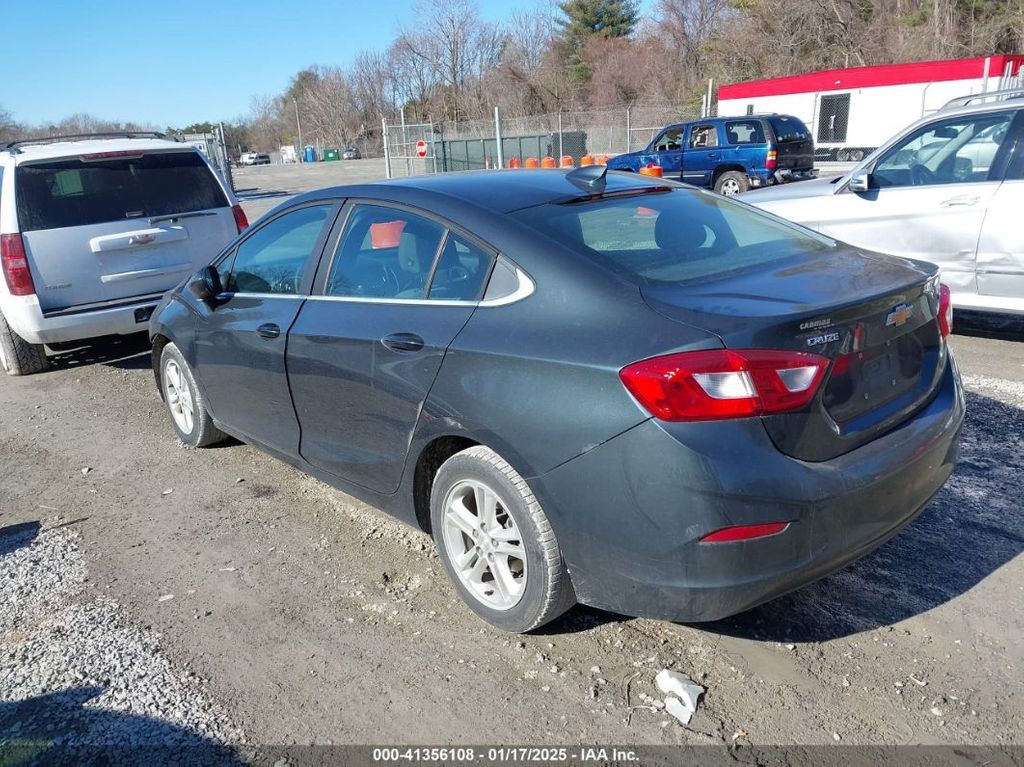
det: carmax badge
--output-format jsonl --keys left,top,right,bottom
{"left": 886, "top": 303, "right": 914, "bottom": 328}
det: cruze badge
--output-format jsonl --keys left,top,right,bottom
{"left": 886, "top": 303, "right": 914, "bottom": 328}
{"left": 806, "top": 331, "right": 841, "bottom": 346}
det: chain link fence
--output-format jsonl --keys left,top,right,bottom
{"left": 383, "top": 104, "right": 698, "bottom": 178}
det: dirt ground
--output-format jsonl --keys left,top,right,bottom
{"left": 0, "top": 324, "right": 1021, "bottom": 750}
{"left": 1, "top": 162, "right": 1022, "bottom": 752}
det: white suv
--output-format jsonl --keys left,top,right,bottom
{"left": 0, "top": 133, "right": 248, "bottom": 374}
{"left": 743, "top": 89, "right": 1024, "bottom": 316}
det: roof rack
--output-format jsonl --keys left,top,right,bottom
{"left": 940, "top": 87, "right": 1024, "bottom": 111}
{"left": 1, "top": 131, "right": 173, "bottom": 152}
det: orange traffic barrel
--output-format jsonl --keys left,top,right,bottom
{"left": 525, "top": 157, "right": 540, "bottom": 168}
{"left": 580, "top": 154, "right": 595, "bottom": 166}
{"left": 508, "top": 157, "right": 522, "bottom": 169}
{"left": 541, "top": 156, "right": 556, "bottom": 168}
{"left": 560, "top": 155, "right": 575, "bottom": 168}
{"left": 639, "top": 164, "right": 663, "bottom": 177}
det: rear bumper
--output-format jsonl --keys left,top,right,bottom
{"left": 1, "top": 294, "right": 159, "bottom": 345}
{"left": 774, "top": 168, "right": 818, "bottom": 183}
{"left": 530, "top": 357, "right": 964, "bottom": 622}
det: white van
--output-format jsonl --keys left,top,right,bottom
{"left": 0, "top": 133, "right": 248, "bottom": 374}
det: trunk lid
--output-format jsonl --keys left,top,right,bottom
{"left": 641, "top": 247, "right": 947, "bottom": 461}
{"left": 16, "top": 149, "right": 236, "bottom": 312}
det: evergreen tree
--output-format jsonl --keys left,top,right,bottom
{"left": 557, "top": 0, "right": 640, "bottom": 85}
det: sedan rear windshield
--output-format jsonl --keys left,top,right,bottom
{"left": 16, "top": 151, "right": 229, "bottom": 231}
{"left": 512, "top": 188, "right": 834, "bottom": 286}
{"left": 768, "top": 116, "right": 811, "bottom": 142}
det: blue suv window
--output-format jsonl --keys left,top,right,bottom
{"left": 725, "top": 121, "right": 766, "bottom": 145}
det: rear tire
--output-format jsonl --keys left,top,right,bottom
{"left": 159, "top": 342, "right": 226, "bottom": 447}
{"left": 714, "top": 171, "right": 750, "bottom": 196}
{"left": 0, "top": 311, "right": 48, "bottom": 376}
{"left": 431, "top": 446, "right": 575, "bottom": 632}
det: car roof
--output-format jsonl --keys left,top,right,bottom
{"left": 1, "top": 137, "right": 198, "bottom": 164}
{"left": 289, "top": 168, "right": 674, "bottom": 215}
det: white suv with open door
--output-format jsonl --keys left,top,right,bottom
{"left": 0, "top": 133, "right": 248, "bottom": 375}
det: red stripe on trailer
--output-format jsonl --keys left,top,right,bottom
{"left": 719, "top": 56, "right": 1024, "bottom": 100}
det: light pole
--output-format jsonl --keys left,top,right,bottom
{"left": 293, "top": 97, "right": 303, "bottom": 161}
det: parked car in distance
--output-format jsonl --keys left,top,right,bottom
{"left": 150, "top": 167, "right": 963, "bottom": 632}
{"left": 606, "top": 114, "right": 816, "bottom": 195}
{"left": 239, "top": 152, "right": 271, "bottom": 166}
{"left": 0, "top": 132, "right": 248, "bottom": 375}
{"left": 342, "top": 146, "right": 361, "bottom": 160}
{"left": 742, "top": 90, "right": 1024, "bottom": 316}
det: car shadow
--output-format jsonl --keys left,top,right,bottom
{"left": 704, "top": 389, "right": 1023, "bottom": 642}
{"left": 0, "top": 687, "right": 241, "bottom": 764}
{"left": 234, "top": 188, "right": 291, "bottom": 201}
{"left": 45, "top": 333, "right": 151, "bottom": 372}
{"left": 953, "top": 310, "right": 1024, "bottom": 341}
{"left": 0, "top": 520, "right": 40, "bottom": 557}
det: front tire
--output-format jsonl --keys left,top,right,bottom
{"left": 0, "top": 311, "right": 48, "bottom": 376}
{"left": 431, "top": 446, "right": 575, "bottom": 632}
{"left": 159, "top": 343, "right": 226, "bottom": 447}
{"left": 714, "top": 171, "right": 750, "bottom": 196}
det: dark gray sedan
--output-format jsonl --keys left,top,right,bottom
{"left": 149, "top": 168, "right": 964, "bottom": 632}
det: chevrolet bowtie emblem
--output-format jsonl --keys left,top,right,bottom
{"left": 885, "top": 303, "right": 914, "bottom": 328}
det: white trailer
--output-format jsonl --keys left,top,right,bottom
{"left": 717, "top": 55, "right": 1024, "bottom": 161}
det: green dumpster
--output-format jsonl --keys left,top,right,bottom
{"left": 323, "top": 147, "right": 340, "bottom": 162}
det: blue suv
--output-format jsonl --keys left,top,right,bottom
{"left": 606, "top": 115, "right": 816, "bottom": 195}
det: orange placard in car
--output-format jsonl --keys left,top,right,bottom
{"left": 371, "top": 221, "right": 406, "bottom": 249}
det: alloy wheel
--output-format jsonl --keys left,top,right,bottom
{"left": 720, "top": 178, "right": 741, "bottom": 195}
{"left": 163, "top": 359, "right": 195, "bottom": 435}
{"left": 441, "top": 479, "right": 527, "bottom": 610}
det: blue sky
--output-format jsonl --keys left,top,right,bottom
{"left": 1, "top": 0, "right": 654, "bottom": 128}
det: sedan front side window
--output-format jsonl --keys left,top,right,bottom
{"left": 224, "top": 204, "right": 332, "bottom": 294}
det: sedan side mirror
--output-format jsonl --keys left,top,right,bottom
{"left": 848, "top": 170, "right": 871, "bottom": 193}
{"left": 188, "top": 265, "right": 223, "bottom": 304}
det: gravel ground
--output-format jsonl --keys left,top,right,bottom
{"left": 0, "top": 525, "right": 243, "bottom": 763}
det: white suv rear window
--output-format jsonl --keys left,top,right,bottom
{"left": 16, "top": 151, "right": 228, "bottom": 231}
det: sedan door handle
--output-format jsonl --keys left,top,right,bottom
{"left": 940, "top": 195, "right": 980, "bottom": 207}
{"left": 256, "top": 323, "right": 281, "bottom": 339}
{"left": 381, "top": 332, "right": 424, "bottom": 353}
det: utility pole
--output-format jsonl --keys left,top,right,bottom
{"left": 293, "top": 97, "right": 303, "bottom": 161}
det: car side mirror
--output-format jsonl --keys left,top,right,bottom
{"left": 188, "top": 265, "right": 223, "bottom": 305}
{"left": 848, "top": 170, "right": 871, "bottom": 193}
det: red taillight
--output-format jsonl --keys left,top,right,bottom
{"left": 80, "top": 151, "right": 144, "bottom": 161}
{"left": 766, "top": 149, "right": 778, "bottom": 171}
{"left": 701, "top": 522, "right": 789, "bottom": 543}
{"left": 1, "top": 234, "right": 35, "bottom": 296}
{"left": 231, "top": 204, "right": 249, "bottom": 233}
{"left": 938, "top": 283, "right": 953, "bottom": 338}
{"left": 619, "top": 349, "right": 828, "bottom": 421}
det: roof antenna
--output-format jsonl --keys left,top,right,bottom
{"left": 566, "top": 164, "right": 608, "bottom": 193}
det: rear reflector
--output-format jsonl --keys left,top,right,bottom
{"left": 938, "top": 283, "right": 953, "bottom": 338}
{"left": 231, "top": 204, "right": 249, "bottom": 233}
{"left": 619, "top": 349, "right": 828, "bottom": 421}
{"left": 1, "top": 233, "right": 35, "bottom": 296}
{"left": 701, "top": 522, "right": 789, "bottom": 543}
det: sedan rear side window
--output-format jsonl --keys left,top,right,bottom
{"left": 328, "top": 205, "right": 445, "bottom": 299}
{"left": 16, "top": 151, "right": 229, "bottom": 231}
{"left": 429, "top": 233, "right": 492, "bottom": 301}
{"left": 513, "top": 189, "right": 833, "bottom": 286}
